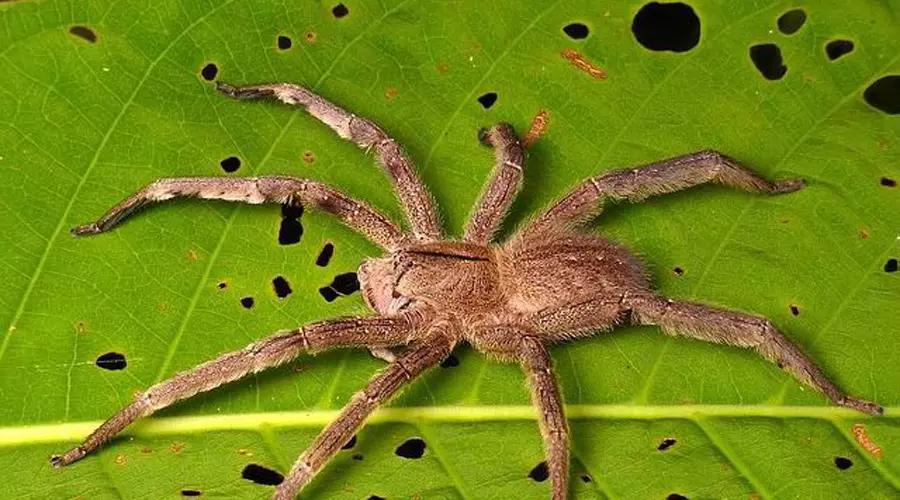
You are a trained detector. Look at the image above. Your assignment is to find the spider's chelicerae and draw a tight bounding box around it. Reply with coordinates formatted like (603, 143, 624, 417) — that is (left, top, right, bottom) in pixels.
(53, 81, 883, 500)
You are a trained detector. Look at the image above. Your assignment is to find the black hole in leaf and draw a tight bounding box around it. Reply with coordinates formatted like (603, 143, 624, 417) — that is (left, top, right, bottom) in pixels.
(477, 92, 498, 109)
(316, 243, 335, 267)
(673, 266, 684, 276)
(777, 9, 806, 35)
(181, 490, 202, 497)
(69, 25, 97, 43)
(885, 258, 898, 273)
(319, 286, 339, 302)
(440, 354, 460, 368)
(563, 23, 589, 40)
(332, 3, 349, 18)
(632, 2, 701, 53)
(881, 177, 897, 187)
(95, 352, 127, 371)
(341, 435, 357, 450)
(272, 276, 292, 298)
(657, 438, 677, 451)
(278, 219, 303, 245)
(352, 453, 364, 461)
(826, 40, 854, 61)
(277, 35, 292, 50)
(834, 457, 853, 470)
(790, 304, 800, 316)
(368, 496, 385, 500)
(217, 281, 227, 290)
(241, 464, 284, 485)
(667, 495, 689, 500)
(395, 438, 426, 459)
(240, 296, 255, 309)
(200, 63, 218, 81)
(220, 156, 240, 173)
(331, 272, 360, 295)
(864, 76, 900, 115)
(281, 203, 304, 219)
(580, 474, 592, 483)
(750, 43, 787, 80)
(528, 461, 549, 482)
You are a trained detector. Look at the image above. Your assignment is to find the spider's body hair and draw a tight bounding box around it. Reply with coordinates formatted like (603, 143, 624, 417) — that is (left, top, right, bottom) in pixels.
(55, 80, 883, 500)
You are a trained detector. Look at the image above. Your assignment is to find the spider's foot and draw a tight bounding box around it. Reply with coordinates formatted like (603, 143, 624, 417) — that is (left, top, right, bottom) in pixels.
(771, 178, 805, 194)
(216, 82, 273, 100)
(840, 396, 884, 416)
(50, 446, 85, 468)
(71, 223, 102, 237)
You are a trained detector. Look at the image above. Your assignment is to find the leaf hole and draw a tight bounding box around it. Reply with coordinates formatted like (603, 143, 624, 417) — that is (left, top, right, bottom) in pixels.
(834, 456, 853, 470)
(277, 35, 292, 50)
(95, 352, 127, 371)
(826, 40, 854, 61)
(777, 9, 806, 35)
(789, 304, 801, 316)
(885, 258, 898, 273)
(219, 156, 241, 173)
(657, 438, 677, 451)
(341, 434, 357, 450)
(673, 266, 684, 276)
(632, 2, 700, 53)
(332, 3, 349, 18)
(241, 464, 284, 485)
(563, 23, 589, 40)
(477, 92, 498, 109)
(304, 31, 317, 43)
(200, 63, 218, 82)
(368, 496, 385, 500)
(281, 203, 304, 219)
(217, 281, 228, 290)
(316, 242, 335, 267)
(240, 296, 255, 309)
(330, 272, 360, 295)
(667, 495, 689, 500)
(319, 286, 339, 302)
(302, 150, 316, 163)
(69, 25, 97, 43)
(528, 461, 549, 482)
(352, 453, 364, 461)
(580, 474, 592, 483)
(278, 219, 303, 245)
(440, 353, 460, 368)
(272, 276, 292, 298)
(749, 43, 787, 80)
(180, 490, 202, 497)
(395, 438, 426, 459)
(864, 75, 900, 114)
(881, 177, 897, 187)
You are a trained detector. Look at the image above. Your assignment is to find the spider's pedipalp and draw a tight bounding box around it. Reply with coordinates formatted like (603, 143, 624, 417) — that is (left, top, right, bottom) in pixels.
(217, 81, 443, 241)
(275, 325, 455, 499)
(627, 294, 883, 415)
(71, 176, 404, 250)
(465, 123, 525, 244)
(50, 315, 416, 468)
(528, 149, 804, 233)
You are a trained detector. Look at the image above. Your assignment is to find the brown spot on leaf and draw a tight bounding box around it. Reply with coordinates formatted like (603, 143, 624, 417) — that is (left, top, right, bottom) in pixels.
(186, 249, 198, 261)
(140, 447, 153, 455)
(437, 62, 449, 74)
(304, 31, 317, 43)
(523, 109, 549, 148)
(302, 151, 316, 163)
(385, 88, 398, 100)
(171, 442, 185, 454)
(115, 454, 126, 466)
(852, 423, 883, 458)
(561, 48, 607, 79)
(859, 228, 870, 239)
(74, 320, 89, 334)
(237, 448, 253, 456)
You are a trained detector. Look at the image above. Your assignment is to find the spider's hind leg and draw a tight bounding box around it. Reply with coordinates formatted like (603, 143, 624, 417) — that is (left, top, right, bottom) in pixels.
(627, 294, 883, 415)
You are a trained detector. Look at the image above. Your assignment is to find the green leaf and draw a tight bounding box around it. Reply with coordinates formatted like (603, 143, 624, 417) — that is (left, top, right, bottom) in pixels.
(1, 0, 898, 498)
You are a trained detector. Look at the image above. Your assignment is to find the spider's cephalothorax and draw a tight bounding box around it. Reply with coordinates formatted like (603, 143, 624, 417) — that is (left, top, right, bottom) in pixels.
(53, 81, 883, 500)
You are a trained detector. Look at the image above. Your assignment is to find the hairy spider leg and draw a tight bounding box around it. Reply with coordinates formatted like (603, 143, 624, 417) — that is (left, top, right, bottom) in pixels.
(465, 123, 526, 244)
(51, 315, 417, 467)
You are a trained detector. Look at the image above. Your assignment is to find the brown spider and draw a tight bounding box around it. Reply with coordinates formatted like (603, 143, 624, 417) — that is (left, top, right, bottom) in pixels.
(52, 81, 883, 499)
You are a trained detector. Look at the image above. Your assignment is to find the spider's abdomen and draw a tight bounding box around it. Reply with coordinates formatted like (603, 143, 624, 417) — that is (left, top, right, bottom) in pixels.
(500, 231, 649, 318)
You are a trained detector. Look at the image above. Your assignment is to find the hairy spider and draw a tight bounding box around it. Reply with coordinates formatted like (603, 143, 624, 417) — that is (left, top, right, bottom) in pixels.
(52, 81, 883, 499)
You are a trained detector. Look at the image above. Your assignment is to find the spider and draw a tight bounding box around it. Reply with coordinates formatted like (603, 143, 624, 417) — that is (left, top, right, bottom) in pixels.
(52, 81, 883, 500)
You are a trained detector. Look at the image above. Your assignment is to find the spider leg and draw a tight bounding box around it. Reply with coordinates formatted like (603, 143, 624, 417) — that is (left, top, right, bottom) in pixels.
(274, 325, 454, 499)
(464, 123, 525, 244)
(528, 150, 804, 233)
(469, 328, 569, 500)
(217, 82, 443, 241)
(72, 176, 404, 250)
(50, 315, 416, 468)
(627, 294, 883, 415)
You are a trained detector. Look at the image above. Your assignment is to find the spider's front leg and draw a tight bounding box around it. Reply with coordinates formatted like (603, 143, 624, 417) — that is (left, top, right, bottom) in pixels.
(51, 315, 416, 467)
(470, 327, 569, 500)
(627, 294, 883, 415)
(274, 324, 455, 499)
(529, 150, 804, 233)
